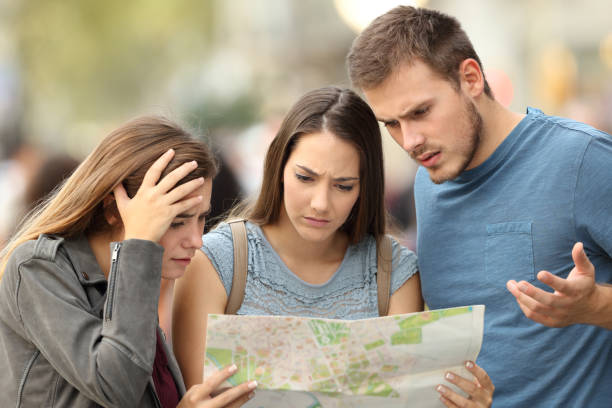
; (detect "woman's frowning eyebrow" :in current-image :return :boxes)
[175,208,211,219]
[295,164,359,182]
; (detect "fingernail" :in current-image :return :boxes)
[191,160,198,166]
[436,385,446,394]
[518,283,528,293]
[445,372,454,380]
[229,364,237,373]
[248,380,258,389]
[466,361,474,369]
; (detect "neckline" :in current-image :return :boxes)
[453,108,537,183]
[251,222,352,288]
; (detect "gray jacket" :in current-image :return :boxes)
[0,234,186,407]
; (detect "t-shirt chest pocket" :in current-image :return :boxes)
[485,222,535,283]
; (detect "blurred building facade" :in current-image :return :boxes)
[1,0,611,244]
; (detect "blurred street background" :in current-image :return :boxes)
[1,0,611,247]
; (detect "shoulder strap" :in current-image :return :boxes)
[376,235,392,316]
[33,234,64,261]
[225,219,248,315]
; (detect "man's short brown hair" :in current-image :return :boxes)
[347,6,492,96]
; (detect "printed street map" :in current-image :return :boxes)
[205,305,484,407]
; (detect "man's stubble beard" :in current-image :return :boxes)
[429,98,483,184]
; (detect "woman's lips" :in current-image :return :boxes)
[172,258,192,266]
[304,217,330,227]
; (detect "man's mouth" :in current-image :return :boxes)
[415,151,441,168]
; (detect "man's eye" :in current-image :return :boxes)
[170,222,184,229]
[414,107,429,117]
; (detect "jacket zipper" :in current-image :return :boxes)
[150,380,163,408]
[104,242,121,322]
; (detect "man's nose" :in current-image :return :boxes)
[399,123,426,153]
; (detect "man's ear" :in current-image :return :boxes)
[459,58,485,97]
[102,194,121,226]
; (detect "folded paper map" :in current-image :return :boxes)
[205,305,484,407]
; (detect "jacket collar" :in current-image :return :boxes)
[60,234,107,285]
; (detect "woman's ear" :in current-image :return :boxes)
[102,194,121,227]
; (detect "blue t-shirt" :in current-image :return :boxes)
[415,107,612,407]
[201,221,418,319]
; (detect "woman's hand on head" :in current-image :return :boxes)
[436,361,494,408]
[178,364,257,408]
[114,149,205,243]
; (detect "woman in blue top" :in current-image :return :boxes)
[173,87,494,407]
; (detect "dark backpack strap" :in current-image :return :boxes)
[376,235,393,316]
[225,219,248,315]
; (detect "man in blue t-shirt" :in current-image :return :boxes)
[348,5,612,408]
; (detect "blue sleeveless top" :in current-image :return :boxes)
[201,221,418,319]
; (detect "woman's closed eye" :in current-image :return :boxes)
[295,173,313,182]
[336,184,354,192]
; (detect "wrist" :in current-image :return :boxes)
[587,284,612,329]
[123,230,160,243]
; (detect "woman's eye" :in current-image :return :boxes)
[385,121,399,129]
[170,222,184,229]
[295,173,312,182]
[337,184,354,192]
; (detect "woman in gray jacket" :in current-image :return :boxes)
[0,116,256,408]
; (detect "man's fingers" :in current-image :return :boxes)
[142,149,175,187]
[513,295,563,327]
[513,280,562,308]
[508,280,553,314]
[535,271,572,294]
[571,242,594,276]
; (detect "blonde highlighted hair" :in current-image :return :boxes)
[0,116,217,278]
